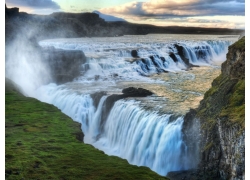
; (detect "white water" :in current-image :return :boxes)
[36,84,191,175]
[32,34,239,176]
[90,100,190,176]
[39,35,232,82]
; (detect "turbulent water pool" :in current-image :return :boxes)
[33,34,238,176]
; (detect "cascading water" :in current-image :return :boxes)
[39,36,231,82]
[36,84,192,176]
[33,35,238,176]
[90,100,191,176]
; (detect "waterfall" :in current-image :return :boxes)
[90,100,192,176]
[35,85,195,176]
[32,35,238,176]
[39,38,232,82]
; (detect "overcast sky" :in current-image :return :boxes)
[5,0,245,29]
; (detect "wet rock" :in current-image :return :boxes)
[99,87,153,133]
[90,91,107,108]
[75,128,84,142]
[122,87,153,97]
[167,169,198,180]
[55,74,74,84]
[42,48,87,84]
[174,44,199,69]
[169,52,178,62]
[182,37,245,180]
[131,50,139,58]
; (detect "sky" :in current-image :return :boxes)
[5,0,245,29]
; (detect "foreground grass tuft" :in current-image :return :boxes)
[5,79,168,180]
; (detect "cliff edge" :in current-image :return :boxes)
[197,37,244,179]
[170,37,245,180]
[5,78,168,180]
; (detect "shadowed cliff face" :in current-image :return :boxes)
[5,4,244,43]
[177,37,245,180]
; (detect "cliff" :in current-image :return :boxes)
[5,78,168,180]
[5,4,244,43]
[177,37,245,180]
[197,37,245,180]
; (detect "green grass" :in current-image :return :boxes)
[197,74,244,130]
[5,82,168,180]
[220,79,245,128]
[229,36,245,51]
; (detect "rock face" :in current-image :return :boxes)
[180,37,245,180]
[90,87,153,133]
[5,4,19,18]
[5,4,244,43]
[174,44,200,69]
[42,47,87,84]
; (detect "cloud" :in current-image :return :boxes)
[100,0,245,17]
[140,16,245,29]
[6,0,60,10]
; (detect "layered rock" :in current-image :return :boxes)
[177,37,245,180]
[90,87,153,133]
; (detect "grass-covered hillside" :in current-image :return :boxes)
[5,78,168,180]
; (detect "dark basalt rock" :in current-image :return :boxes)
[131,50,139,58]
[42,47,87,84]
[174,44,199,69]
[181,37,245,180]
[55,74,74,85]
[90,91,107,108]
[169,52,178,62]
[98,87,153,133]
[122,87,153,97]
[75,123,84,141]
[167,169,199,180]
[5,4,19,18]
[103,87,153,119]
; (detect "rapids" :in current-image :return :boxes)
[33,34,239,175]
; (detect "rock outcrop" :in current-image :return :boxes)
[177,37,245,180]
[90,87,153,133]
[42,47,87,84]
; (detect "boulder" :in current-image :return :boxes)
[122,87,153,96]
[131,50,139,58]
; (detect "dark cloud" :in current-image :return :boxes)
[6,0,60,10]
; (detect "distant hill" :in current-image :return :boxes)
[93,10,126,22]
[5,4,244,42]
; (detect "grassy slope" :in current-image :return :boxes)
[198,75,245,128]
[5,81,168,180]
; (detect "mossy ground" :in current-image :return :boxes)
[198,74,245,129]
[5,83,168,180]
[229,36,245,51]
[220,79,245,128]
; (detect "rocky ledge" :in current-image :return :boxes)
[168,37,245,180]
[90,87,153,134]
[42,46,87,84]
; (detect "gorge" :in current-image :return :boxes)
[5,5,245,180]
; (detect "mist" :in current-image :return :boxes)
[5,25,53,97]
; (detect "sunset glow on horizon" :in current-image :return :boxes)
[5,0,245,29]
